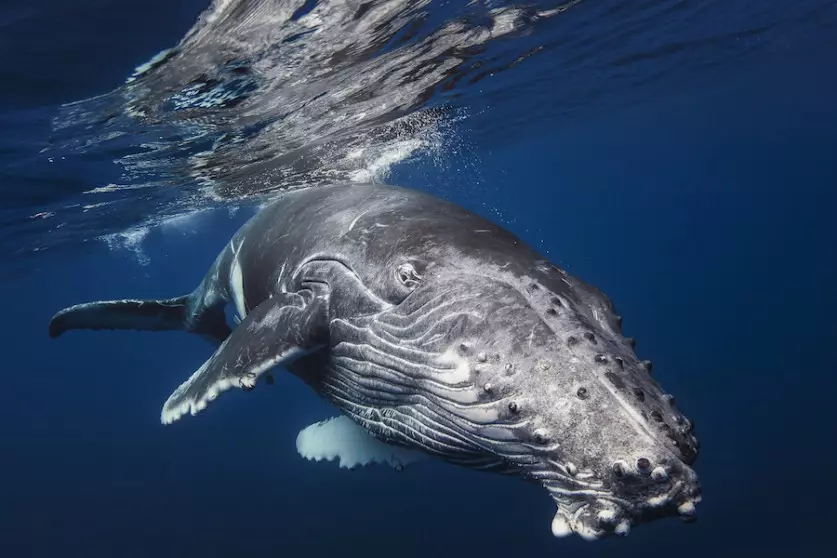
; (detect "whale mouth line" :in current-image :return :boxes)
[549,477,687,510]
[547,485,632,512]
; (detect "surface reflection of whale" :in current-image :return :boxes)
[49,183,701,541]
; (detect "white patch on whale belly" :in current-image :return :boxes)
[296,416,426,470]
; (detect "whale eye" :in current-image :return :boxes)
[395,262,422,289]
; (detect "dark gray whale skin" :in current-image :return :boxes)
[49,183,701,540]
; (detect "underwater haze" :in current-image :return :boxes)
[2,0,837,556]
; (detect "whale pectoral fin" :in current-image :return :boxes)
[49,295,232,344]
[49,296,191,337]
[161,293,327,424]
[296,416,427,471]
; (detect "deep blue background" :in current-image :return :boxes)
[2,1,837,557]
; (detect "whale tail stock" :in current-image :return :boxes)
[48,295,232,342]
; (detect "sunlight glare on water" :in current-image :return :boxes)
[3,0,834,265]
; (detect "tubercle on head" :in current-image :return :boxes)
[455,341,568,451]
[459,325,696,464]
[558,326,698,464]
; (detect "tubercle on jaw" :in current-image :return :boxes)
[550,503,630,541]
[549,488,701,541]
[551,513,574,538]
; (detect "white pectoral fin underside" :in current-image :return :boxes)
[161,294,324,424]
[296,416,427,470]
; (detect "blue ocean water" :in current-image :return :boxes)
[2,0,836,556]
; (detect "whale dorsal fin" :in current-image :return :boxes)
[161,291,328,424]
[296,416,427,471]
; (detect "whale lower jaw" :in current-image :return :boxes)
[548,484,702,540]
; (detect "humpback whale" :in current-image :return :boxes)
[49,183,701,540]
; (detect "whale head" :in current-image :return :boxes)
[327,237,701,541]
